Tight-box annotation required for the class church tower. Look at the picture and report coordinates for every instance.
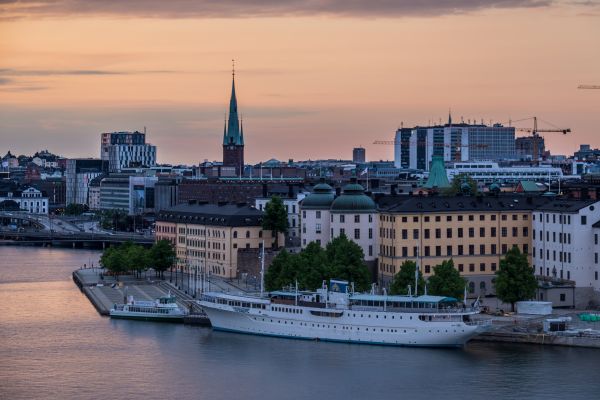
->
[222,63,245,176]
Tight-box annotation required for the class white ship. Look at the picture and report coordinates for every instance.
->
[110,293,187,322]
[199,280,490,347]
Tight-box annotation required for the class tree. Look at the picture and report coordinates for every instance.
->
[326,234,371,292]
[296,242,330,290]
[262,196,289,249]
[495,246,538,311]
[427,259,467,299]
[64,203,88,215]
[149,239,176,279]
[443,173,478,196]
[124,243,149,278]
[100,245,126,279]
[389,260,426,295]
[264,249,292,291]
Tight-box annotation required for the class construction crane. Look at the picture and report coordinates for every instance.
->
[578,85,600,89]
[510,116,570,163]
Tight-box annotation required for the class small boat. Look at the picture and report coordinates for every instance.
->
[110,292,187,322]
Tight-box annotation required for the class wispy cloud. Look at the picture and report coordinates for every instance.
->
[0,68,175,77]
[0,0,553,20]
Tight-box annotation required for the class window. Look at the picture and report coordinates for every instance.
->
[425,265,431,274]
[316,223,322,234]
[491,263,497,272]
[354,215,360,223]
[246,231,250,238]
[523,227,528,237]
[582,215,587,225]
[479,227,485,237]
[469,264,475,272]
[458,228,463,238]
[435,216,441,222]
[435,246,441,256]
[402,229,408,240]
[424,229,430,239]
[469,245,474,255]
[233,231,238,238]
[424,216,430,222]
[469,215,474,221]
[458,216,463,221]
[447,245,453,256]
[491,215,497,221]
[369,215,373,223]
[491,244,497,254]
[354,229,360,240]
[413,229,419,239]
[480,263,485,272]
[502,215,507,221]
[491,227,497,237]
[502,244,508,254]
[458,264,464,272]
[413,216,418,222]
[560,293,566,302]
[402,216,408,223]
[446,228,452,238]
[512,215,518,221]
[480,244,485,254]
[340,228,345,235]
[469,227,474,238]
[523,244,529,254]
[316,211,321,219]
[368,245,373,257]
[368,228,373,239]
[435,229,441,239]
[424,246,430,256]
[479,215,485,221]
[402,247,408,257]
[501,227,507,237]
[340,215,345,223]
[458,245,464,255]
[447,216,452,222]
[512,227,518,237]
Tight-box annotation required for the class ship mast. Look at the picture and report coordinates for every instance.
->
[260,240,265,297]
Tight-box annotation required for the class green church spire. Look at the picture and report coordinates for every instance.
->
[223,60,243,146]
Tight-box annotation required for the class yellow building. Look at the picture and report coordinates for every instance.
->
[378,195,547,297]
[156,202,281,279]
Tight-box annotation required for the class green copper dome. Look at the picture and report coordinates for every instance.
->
[302,183,335,209]
[331,183,376,213]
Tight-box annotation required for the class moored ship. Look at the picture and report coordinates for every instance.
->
[110,293,187,322]
[199,280,489,347]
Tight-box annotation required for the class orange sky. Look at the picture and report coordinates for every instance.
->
[1,2,599,164]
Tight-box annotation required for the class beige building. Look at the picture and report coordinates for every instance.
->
[155,202,281,279]
[378,195,548,297]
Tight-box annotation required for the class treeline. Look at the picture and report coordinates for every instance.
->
[100,239,175,279]
[265,235,371,292]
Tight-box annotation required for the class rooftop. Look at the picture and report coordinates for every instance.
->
[156,203,265,227]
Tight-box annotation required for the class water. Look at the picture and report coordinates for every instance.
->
[1,247,599,400]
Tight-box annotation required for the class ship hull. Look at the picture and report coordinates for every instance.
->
[200,303,484,347]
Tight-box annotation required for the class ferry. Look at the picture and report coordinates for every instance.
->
[199,280,490,347]
[110,293,188,322]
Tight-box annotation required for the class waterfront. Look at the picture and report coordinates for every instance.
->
[1,247,599,400]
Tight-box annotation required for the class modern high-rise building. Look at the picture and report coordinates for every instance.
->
[65,158,107,205]
[100,131,156,172]
[394,116,516,171]
[352,147,366,163]
[222,69,245,176]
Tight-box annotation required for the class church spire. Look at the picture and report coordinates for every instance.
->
[224,59,241,145]
[448,108,452,125]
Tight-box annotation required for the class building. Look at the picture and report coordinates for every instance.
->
[532,199,600,307]
[300,181,378,262]
[99,174,158,215]
[516,135,545,160]
[0,187,48,214]
[100,131,156,173]
[222,70,245,176]
[154,177,180,214]
[101,131,146,160]
[352,147,366,164]
[446,162,563,185]
[574,144,600,162]
[65,159,107,206]
[155,203,281,279]
[394,119,516,171]
[255,191,307,252]
[377,195,547,297]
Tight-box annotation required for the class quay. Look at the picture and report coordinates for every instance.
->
[72,268,210,326]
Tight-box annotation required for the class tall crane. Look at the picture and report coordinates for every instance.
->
[510,116,570,163]
[578,85,600,89]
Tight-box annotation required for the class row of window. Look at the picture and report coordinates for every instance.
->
[304,211,374,224]
[381,226,528,240]
[380,213,527,223]
[380,262,498,275]
[534,248,572,263]
[534,213,575,224]
[380,243,527,258]
[533,230,572,244]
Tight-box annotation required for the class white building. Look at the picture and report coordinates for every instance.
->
[300,182,378,262]
[446,162,565,184]
[108,144,156,173]
[255,192,307,252]
[0,187,48,214]
[532,199,600,306]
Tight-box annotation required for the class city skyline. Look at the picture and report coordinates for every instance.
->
[1,1,599,164]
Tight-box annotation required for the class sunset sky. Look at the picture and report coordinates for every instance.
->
[1,1,599,165]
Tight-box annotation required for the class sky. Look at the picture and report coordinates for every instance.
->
[1,0,599,165]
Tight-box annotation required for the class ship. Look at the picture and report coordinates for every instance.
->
[198,280,489,347]
[110,292,187,322]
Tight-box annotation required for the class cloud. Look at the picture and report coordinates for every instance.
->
[0,77,12,85]
[0,0,553,20]
[0,68,174,77]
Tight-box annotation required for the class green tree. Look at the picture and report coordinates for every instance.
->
[264,249,293,291]
[495,246,538,311]
[149,239,176,279]
[64,203,88,215]
[389,260,426,295]
[326,234,371,292]
[124,243,149,278]
[443,173,478,196]
[262,196,289,249]
[427,259,467,299]
[100,245,126,279]
[296,242,330,290]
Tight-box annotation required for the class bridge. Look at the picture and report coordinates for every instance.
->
[0,230,155,248]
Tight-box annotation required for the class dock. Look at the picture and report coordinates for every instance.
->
[73,268,210,326]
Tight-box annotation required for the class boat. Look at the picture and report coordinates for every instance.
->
[110,292,188,322]
[198,280,491,347]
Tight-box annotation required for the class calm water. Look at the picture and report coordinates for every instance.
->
[1,247,599,400]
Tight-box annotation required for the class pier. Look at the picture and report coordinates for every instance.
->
[72,268,210,325]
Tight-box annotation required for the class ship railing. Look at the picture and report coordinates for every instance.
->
[350,305,480,314]
[465,319,493,327]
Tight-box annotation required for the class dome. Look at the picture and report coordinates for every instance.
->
[301,183,335,209]
[331,183,376,213]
